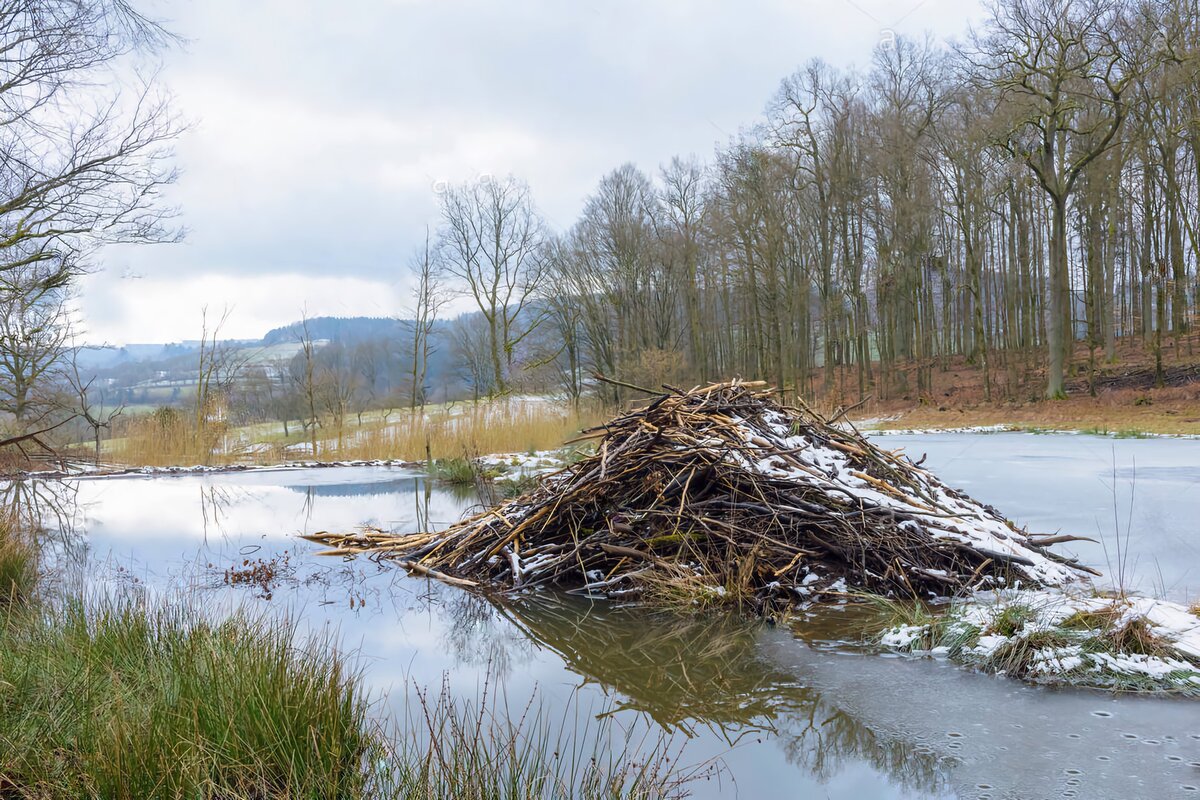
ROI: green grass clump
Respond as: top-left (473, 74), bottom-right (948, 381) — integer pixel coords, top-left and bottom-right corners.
top-left (498, 472), bottom-right (541, 498)
top-left (986, 604), bottom-right (1035, 637)
top-left (858, 595), bottom-right (981, 655)
top-left (857, 593), bottom-right (936, 630)
top-left (430, 456), bottom-right (483, 485)
top-left (0, 600), bottom-right (372, 799)
top-left (0, 515), bottom-right (36, 608)
top-left (985, 628), bottom-right (1073, 675)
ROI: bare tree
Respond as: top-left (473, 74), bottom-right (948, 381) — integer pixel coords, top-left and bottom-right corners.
top-left (314, 341), bottom-right (358, 451)
top-left (438, 176), bottom-right (545, 395)
top-left (970, 0), bottom-right (1132, 397)
top-left (0, 283), bottom-right (69, 426)
top-left (293, 312), bottom-right (322, 458)
top-left (193, 307), bottom-right (252, 461)
top-left (63, 347), bottom-right (123, 464)
top-left (406, 230), bottom-right (446, 410)
top-left (450, 315), bottom-right (493, 404)
top-left (537, 235), bottom-right (586, 406)
top-left (0, 1), bottom-right (181, 299)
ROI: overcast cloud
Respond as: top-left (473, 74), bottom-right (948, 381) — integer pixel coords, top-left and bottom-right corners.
top-left (80, 0), bottom-right (986, 345)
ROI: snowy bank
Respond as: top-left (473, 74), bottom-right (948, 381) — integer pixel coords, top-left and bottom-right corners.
top-left (878, 588), bottom-right (1200, 694)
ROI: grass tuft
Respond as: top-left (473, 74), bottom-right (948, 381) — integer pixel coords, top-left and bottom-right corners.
top-left (0, 514), bottom-right (36, 609)
top-left (985, 603), bottom-right (1035, 637)
top-left (1106, 616), bottom-right (1174, 658)
top-left (430, 456), bottom-right (484, 486)
top-left (986, 628), bottom-right (1072, 675)
top-left (0, 599), bottom-right (372, 799)
top-left (379, 676), bottom-right (700, 799)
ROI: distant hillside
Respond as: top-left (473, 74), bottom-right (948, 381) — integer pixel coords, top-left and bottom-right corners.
top-left (74, 342), bottom-right (201, 370)
top-left (262, 316), bottom-right (407, 346)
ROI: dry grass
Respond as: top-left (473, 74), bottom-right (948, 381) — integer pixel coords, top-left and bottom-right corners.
top-left (872, 387), bottom-right (1200, 437)
top-left (107, 406), bottom-right (228, 466)
top-left (106, 400), bottom-right (602, 468)
top-left (333, 401), bottom-right (602, 462)
top-left (825, 333), bottom-right (1200, 436)
top-left (1107, 616), bottom-right (1176, 658)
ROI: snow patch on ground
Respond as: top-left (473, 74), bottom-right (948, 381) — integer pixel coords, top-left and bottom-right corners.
top-left (477, 450), bottom-right (571, 483)
top-left (879, 588), bottom-right (1200, 691)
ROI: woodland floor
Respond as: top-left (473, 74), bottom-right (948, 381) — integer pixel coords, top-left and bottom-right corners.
top-left (833, 334), bottom-right (1200, 436)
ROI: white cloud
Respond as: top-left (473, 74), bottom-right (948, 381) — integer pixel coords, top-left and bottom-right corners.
top-left (78, 271), bottom-right (410, 344)
top-left (84, 0), bottom-right (985, 344)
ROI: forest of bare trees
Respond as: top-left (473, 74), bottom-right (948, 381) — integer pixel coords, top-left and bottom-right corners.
top-left (3, 0), bottom-right (1200, 459)
top-left (459, 0), bottom-right (1200, 405)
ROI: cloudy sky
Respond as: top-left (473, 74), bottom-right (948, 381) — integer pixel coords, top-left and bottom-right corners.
top-left (80, 0), bottom-right (986, 345)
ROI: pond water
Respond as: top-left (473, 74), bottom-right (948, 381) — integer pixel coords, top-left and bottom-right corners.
top-left (5, 432), bottom-right (1200, 800)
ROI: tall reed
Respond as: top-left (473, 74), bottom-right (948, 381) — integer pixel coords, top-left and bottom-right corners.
top-left (377, 674), bottom-right (702, 799)
top-left (0, 512), bottom-right (36, 608)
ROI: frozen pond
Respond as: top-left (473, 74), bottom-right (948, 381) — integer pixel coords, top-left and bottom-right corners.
top-left (876, 431), bottom-right (1200, 603)
top-left (4, 432), bottom-right (1200, 799)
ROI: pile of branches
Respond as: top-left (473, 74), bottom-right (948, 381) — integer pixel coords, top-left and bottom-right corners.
top-left (308, 381), bottom-right (1097, 605)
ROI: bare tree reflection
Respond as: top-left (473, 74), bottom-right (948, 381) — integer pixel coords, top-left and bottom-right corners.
top-left (439, 591), bottom-right (535, 681)
top-left (0, 477), bottom-right (87, 596)
top-left (0, 478), bottom-right (82, 543)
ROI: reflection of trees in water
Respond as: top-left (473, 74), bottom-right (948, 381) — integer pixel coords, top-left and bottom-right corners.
top-left (0, 479), bottom-right (83, 542)
top-left (487, 593), bottom-right (949, 795)
top-left (0, 478), bottom-right (87, 595)
top-left (197, 482), bottom-right (272, 541)
top-left (441, 592), bottom-right (536, 681)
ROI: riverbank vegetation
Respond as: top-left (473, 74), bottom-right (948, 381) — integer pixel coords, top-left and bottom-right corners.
top-left (0, 513), bottom-right (695, 798)
top-left (101, 398), bottom-right (601, 468)
top-left (867, 589), bottom-right (1200, 694)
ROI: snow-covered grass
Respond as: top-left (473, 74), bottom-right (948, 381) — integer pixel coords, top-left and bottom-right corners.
top-left (14, 459), bottom-right (419, 481)
top-left (477, 450), bottom-right (570, 473)
top-left (864, 422), bottom-right (1200, 440)
top-left (480, 449), bottom-right (590, 499)
top-left (866, 424), bottom-right (1016, 436)
top-left (874, 588), bottom-right (1200, 694)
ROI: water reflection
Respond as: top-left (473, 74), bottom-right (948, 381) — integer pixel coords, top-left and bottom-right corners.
top-left (479, 594), bottom-right (949, 795)
top-left (0, 477), bottom-right (83, 542)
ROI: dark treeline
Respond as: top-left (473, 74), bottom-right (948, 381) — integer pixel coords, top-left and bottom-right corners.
top-left (442, 0), bottom-right (1200, 406)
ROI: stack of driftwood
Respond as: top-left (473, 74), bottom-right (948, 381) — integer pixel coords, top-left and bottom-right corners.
top-left (307, 381), bottom-right (1095, 605)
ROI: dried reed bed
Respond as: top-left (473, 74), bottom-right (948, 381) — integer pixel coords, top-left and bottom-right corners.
top-left (332, 400), bottom-right (602, 462)
top-left (106, 399), bottom-right (602, 467)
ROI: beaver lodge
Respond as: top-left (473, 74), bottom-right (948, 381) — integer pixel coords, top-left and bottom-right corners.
top-left (306, 380), bottom-right (1098, 607)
